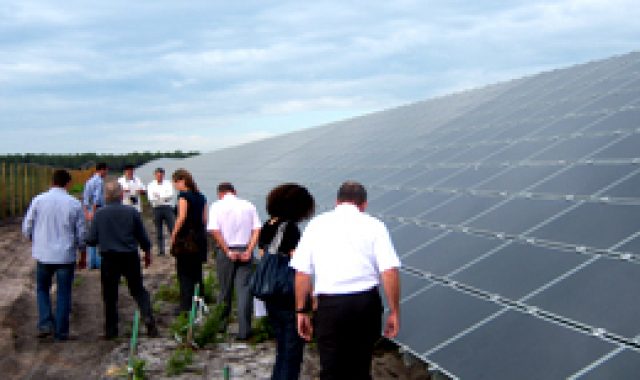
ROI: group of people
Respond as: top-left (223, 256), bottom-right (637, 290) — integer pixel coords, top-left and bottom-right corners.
top-left (23, 163), bottom-right (401, 380)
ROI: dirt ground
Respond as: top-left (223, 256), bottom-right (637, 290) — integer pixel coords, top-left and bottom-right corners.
top-left (0, 213), bottom-right (429, 379)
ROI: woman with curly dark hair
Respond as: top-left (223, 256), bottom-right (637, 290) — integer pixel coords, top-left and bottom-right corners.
top-left (258, 183), bottom-right (315, 380)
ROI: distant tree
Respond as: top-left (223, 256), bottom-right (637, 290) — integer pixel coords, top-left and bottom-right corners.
top-left (0, 151), bottom-right (199, 170)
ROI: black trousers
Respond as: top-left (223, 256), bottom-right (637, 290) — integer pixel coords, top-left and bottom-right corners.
top-left (100, 252), bottom-right (154, 336)
top-left (315, 287), bottom-right (382, 380)
top-left (176, 253), bottom-right (204, 312)
top-left (152, 205), bottom-right (175, 255)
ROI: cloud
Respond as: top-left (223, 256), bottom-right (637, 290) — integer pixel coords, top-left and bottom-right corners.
top-left (1, 0), bottom-right (639, 153)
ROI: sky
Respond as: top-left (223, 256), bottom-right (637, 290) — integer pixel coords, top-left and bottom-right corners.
top-left (1, 1), bottom-right (639, 154)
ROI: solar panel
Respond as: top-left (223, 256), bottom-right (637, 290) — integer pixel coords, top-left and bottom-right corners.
top-left (137, 51), bottom-right (640, 379)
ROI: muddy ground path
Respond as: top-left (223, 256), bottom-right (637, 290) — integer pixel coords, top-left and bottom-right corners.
top-left (0, 216), bottom-right (177, 379)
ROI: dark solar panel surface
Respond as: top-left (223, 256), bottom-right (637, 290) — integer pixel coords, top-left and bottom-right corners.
top-left (138, 52), bottom-right (640, 379)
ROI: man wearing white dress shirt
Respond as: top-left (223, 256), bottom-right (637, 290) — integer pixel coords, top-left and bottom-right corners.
top-left (291, 181), bottom-right (401, 380)
top-left (207, 182), bottom-right (261, 340)
top-left (147, 167), bottom-right (175, 256)
top-left (118, 164), bottom-right (146, 213)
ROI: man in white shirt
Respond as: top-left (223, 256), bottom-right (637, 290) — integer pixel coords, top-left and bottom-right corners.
top-left (118, 164), bottom-right (146, 213)
top-left (207, 182), bottom-right (261, 340)
top-left (290, 181), bottom-right (401, 380)
top-left (147, 167), bottom-right (175, 256)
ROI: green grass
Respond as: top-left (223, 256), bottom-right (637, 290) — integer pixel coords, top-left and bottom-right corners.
top-left (166, 347), bottom-right (193, 376)
top-left (68, 183), bottom-right (84, 196)
top-left (250, 316), bottom-right (275, 344)
top-left (194, 303), bottom-right (226, 347)
top-left (155, 276), bottom-right (180, 303)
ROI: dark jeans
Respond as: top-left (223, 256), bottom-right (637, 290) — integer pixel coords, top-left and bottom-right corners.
top-left (36, 262), bottom-right (75, 340)
top-left (153, 206), bottom-right (175, 255)
top-left (176, 253), bottom-right (204, 312)
top-left (100, 252), bottom-right (154, 337)
top-left (266, 301), bottom-right (304, 380)
top-left (215, 248), bottom-right (253, 338)
top-left (315, 287), bottom-right (382, 380)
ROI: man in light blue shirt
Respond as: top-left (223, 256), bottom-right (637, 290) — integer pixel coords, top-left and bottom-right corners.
top-left (83, 162), bottom-right (108, 269)
top-left (22, 169), bottom-right (86, 341)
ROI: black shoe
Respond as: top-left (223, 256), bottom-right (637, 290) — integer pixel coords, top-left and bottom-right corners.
top-left (102, 330), bottom-right (118, 340)
top-left (147, 323), bottom-right (159, 338)
top-left (37, 330), bottom-right (52, 339)
top-left (234, 332), bottom-right (252, 342)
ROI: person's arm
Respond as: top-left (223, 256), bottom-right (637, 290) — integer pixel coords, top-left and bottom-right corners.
top-left (82, 181), bottom-right (95, 220)
top-left (202, 202), bottom-right (208, 226)
top-left (295, 271), bottom-right (314, 341)
top-left (171, 197), bottom-right (188, 242)
top-left (75, 205), bottom-right (87, 269)
top-left (380, 267), bottom-right (400, 338)
top-left (134, 212), bottom-right (152, 268)
top-left (21, 199), bottom-right (36, 240)
top-left (240, 228), bottom-right (260, 262)
top-left (211, 230), bottom-right (234, 260)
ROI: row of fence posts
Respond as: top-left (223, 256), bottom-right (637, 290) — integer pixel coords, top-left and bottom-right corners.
top-left (127, 284), bottom-right (230, 379)
top-left (0, 162), bottom-right (93, 220)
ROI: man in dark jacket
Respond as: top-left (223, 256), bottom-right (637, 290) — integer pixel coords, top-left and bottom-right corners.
top-left (86, 180), bottom-right (157, 339)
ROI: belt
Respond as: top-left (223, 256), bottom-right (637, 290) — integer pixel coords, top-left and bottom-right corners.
top-left (228, 246), bottom-right (248, 251)
top-left (316, 286), bottom-right (379, 299)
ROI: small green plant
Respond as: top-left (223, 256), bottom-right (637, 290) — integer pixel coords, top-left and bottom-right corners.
top-left (72, 276), bottom-right (84, 288)
top-left (155, 277), bottom-right (180, 303)
top-left (110, 357), bottom-right (146, 379)
top-left (166, 347), bottom-right (193, 376)
top-left (251, 316), bottom-right (275, 344)
top-left (169, 312), bottom-right (190, 341)
top-left (202, 269), bottom-right (217, 303)
top-left (131, 357), bottom-right (147, 380)
top-left (152, 300), bottom-right (162, 314)
top-left (194, 303), bottom-right (226, 347)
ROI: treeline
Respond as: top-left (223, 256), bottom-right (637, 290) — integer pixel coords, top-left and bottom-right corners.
top-left (0, 151), bottom-right (199, 171)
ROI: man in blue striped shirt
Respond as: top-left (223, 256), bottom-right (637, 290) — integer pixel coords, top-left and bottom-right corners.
top-left (83, 162), bottom-right (108, 269)
top-left (22, 169), bottom-right (86, 341)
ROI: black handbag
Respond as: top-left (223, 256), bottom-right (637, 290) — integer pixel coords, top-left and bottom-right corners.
top-left (170, 229), bottom-right (200, 256)
top-left (250, 222), bottom-right (295, 301)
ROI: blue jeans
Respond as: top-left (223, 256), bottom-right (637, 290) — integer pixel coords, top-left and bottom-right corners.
top-left (36, 262), bottom-right (75, 340)
top-left (88, 245), bottom-right (101, 269)
top-left (266, 301), bottom-right (304, 380)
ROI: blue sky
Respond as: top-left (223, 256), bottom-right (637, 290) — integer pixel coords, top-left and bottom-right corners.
top-left (1, 1), bottom-right (639, 153)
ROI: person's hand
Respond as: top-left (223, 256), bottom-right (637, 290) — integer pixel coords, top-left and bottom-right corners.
top-left (226, 250), bottom-right (237, 261)
top-left (383, 310), bottom-right (400, 338)
top-left (84, 210), bottom-right (93, 221)
top-left (78, 250), bottom-right (87, 270)
top-left (144, 251), bottom-right (151, 268)
top-left (297, 313), bottom-right (313, 341)
top-left (239, 250), bottom-right (252, 262)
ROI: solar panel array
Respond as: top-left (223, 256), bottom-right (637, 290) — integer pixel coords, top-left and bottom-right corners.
top-left (138, 51), bottom-right (640, 379)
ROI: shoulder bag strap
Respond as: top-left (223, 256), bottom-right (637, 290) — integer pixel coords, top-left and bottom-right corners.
top-left (267, 221), bottom-right (288, 255)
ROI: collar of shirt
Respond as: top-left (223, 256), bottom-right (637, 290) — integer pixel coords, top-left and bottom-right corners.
top-left (334, 203), bottom-right (361, 214)
top-left (221, 193), bottom-right (237, 201)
